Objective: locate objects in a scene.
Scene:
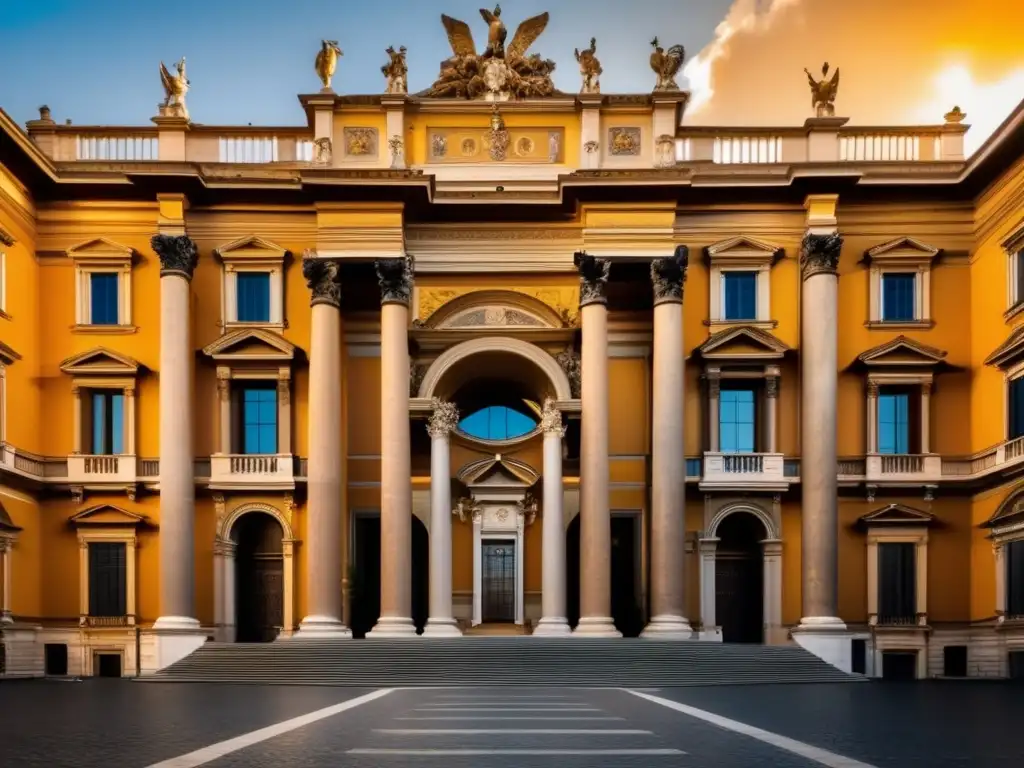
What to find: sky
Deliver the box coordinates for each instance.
[1,0,1022,155]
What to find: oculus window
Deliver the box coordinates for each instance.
[459,404,537,441]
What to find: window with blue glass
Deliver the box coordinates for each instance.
[241,386,278,454]
[91,391,124,455]
[236,272,271,323]
[459,405,537,441]
[719,388,756,453]
[90,273,120,325]
[1009,377,1024,440]
[877,391,910,454]
[880,273,916,322]
[722,271,757,321]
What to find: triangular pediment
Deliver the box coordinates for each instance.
[69,504,149,527]
[985,326,1024,370]
[857,336,947,369]
[215,235,289,262]
[66,237,134,263]
[457,455,539,488]
[864,237,940,263]
[0,339,21,365]
[985,487,1024,531]
[0,500,22,533]
[697,325,790,361]
[704,235,783,265]
[860,503,935,526]
[202,328,300,361]
[59,347,143,376]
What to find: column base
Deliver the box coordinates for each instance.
[140,625,207,673]
[152,615,202,631]
[792,616,852,673]
[422,618,463,637]
[641,615,694,640]
[572,616,622,638]
[367,616,418,638]
[295,615,352,639]
[532,617,573,637]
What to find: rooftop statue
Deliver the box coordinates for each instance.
[422,6,557,100]
[315,40,343,92]
[805,62,840,118]
[650,38,685,91]
[382,46,409,94]
[575,38,602,95]
[158,57,190,119]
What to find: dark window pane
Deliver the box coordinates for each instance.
[1010,378,1024,440]
[90,391,124,455]
[90,273,119,325]
[881,273,915,322]
[878,542,916,623]
[88,542,126,617]
[1008,540,1024,618]
[237,272,271,323]
[723,271,757,320]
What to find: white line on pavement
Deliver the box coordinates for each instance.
[376,729,652,735]
[143,689,393,768]
[394,716,625,721]
[627,690,880,768]
[433,694,572,699]
[348,748,685,756]
[413,707,601,712]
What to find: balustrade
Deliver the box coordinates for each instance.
[76,135,159,161]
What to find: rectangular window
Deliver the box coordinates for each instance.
[88,541,126,618]
[880,273,916,322]
[236,272,271,323]
[878,391,910,454]
[1016,251,1024,306]
[1009,377,1024,440]
[242,385,277,454]
[1008,540,1024,618]
[89,273,120,325]
[878,542,916,624]
[722,271,757,321]
[719,388,755,453]
[90,391,124,455]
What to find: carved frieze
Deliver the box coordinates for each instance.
[417,286,578,323]
[800,232,843,280]
[554,348,581,398]
[447,307,543,328]
[651,245,689,304]
[344,127,378,157]
[151,234,198,280]
[609,127,641,156]
[427,398,460,439]
[302,252,342,308]
[427,126,566,164]
[574,251,610,307]
[375,255,414,306]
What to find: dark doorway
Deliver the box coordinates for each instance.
[882,651,918,680]
[566,515,580,629]
[95,653,122,678]
[351,514,381,639]
[234,513,284,643]
[611,515,642,637]
[44,643,68,676]
[715,512,765,643]
[412,516,429,633]
[944,645,968,677]
[482,540,516,622]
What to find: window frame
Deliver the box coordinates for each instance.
[879,271,918,324]
[877,388,913,455]
[75,522,138,627]
[216,236,288,331]
[87,540,128,618]
[237,382,279,455]
[704,236,781,329]
[216,364,291,456]
[67,238,135,332]
[865,237,939,329]
[862,512,930,628]
[721,270,758,322]
[89,389,126,456]
[718,386,757,453]
[458,404,539,442]
[1002,218,1024,320]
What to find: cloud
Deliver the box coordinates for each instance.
[683,0,1024,154]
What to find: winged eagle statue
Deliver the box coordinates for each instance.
[422,6,557,100]
[805,62,840,118]
[158,57,189,119]
[315,40,343,92]
[650,38,685,91]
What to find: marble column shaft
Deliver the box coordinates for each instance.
[534,400,571,636]
[424,399,461,636]
[152,234,200,629]
[297,256,350,637]
[799,233,844,624]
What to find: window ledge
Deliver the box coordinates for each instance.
[224,320,287,332]
[1004,302,1024,324]
[865,320,934,330]
[705,319,779,329]
[71,324,138,335]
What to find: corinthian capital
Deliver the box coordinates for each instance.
[302,252,342,308]
[540,398,566,437]
[800,232,843,280]
[151,234,198,280]
[375,255,415,306]
[651,245,689,304]
[574,251,610,307]
[427,398,460,439]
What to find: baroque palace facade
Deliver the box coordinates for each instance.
[2,12,1024,680]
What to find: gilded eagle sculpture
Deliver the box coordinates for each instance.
[805,62,840,118]
[650,37,685,91]
[422,6,557,100]
[158,57,189,119]
[315,40,343,92]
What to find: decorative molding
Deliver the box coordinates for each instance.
[765,376,779,399]
[859,503,935,526]
[66,237,135,265]
[0,340,22,366]
[343,127,379,157]
[215,235,289,262]
[704,235,784,266]
[608,127,641,156]
[375,256,414,306]
[417,287,578,327]
[574,251,610,307]
[650,245,688,304]
[0,226,14,246]
[540,398,566,437]
[800,232,843,280]
[302,252,342,308]
[452,496,481,524]
[857,335,949,369]
[202,328,300,362]
[457,455,539,489]
[68,504,149,528]
[427,399,460,439]
[59,347,143,376]
[863,236,941,264]
[216,500,294,542]
[151,234,198,280]
[695,325,790,361]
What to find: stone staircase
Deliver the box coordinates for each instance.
[144,638,862,687]
[463,622,531,636]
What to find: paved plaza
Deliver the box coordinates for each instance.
[1,680,1022,767]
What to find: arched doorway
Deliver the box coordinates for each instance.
[714,511,765,643]
[234,512,284,643]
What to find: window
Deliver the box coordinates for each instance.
[88,542,126,618]
[459,405,537,441]
[878,391,910,454]
[236,272,271,323]
[241,385,278,454]
[719,388,755,453]
[90,391,124,455]
[722,272,757,321]
[1010,377,1024,440]
[1008,539,1024,618]
[878,542,916,624]
[1014,251,1024,308]
[68,238,134,329]
[89,273,120,325]
[880,273,916,322]
[0,246,7,316]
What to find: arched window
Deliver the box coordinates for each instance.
[459,405,537,441]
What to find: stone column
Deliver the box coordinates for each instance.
[707,375,721,452]
[573,252,620,637]
[0,538,12,624]
[797,230,846,631]
[765,373,779,454]
[368,256,417,637]
[643,247,692,638]
[296,256,350,637]
[151,234,200,631]
[866,381,879,454]
[424,399,462,637]
[534,399,571,636]
[71,386,82,453]
[920,382,931,454]
[216,372,231,454]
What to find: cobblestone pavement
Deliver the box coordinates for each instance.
[1,680,1022,767]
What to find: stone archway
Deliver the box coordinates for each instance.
[698,502,783,644]
[213,502,295,642]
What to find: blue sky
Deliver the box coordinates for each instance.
[0,0,729,127]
